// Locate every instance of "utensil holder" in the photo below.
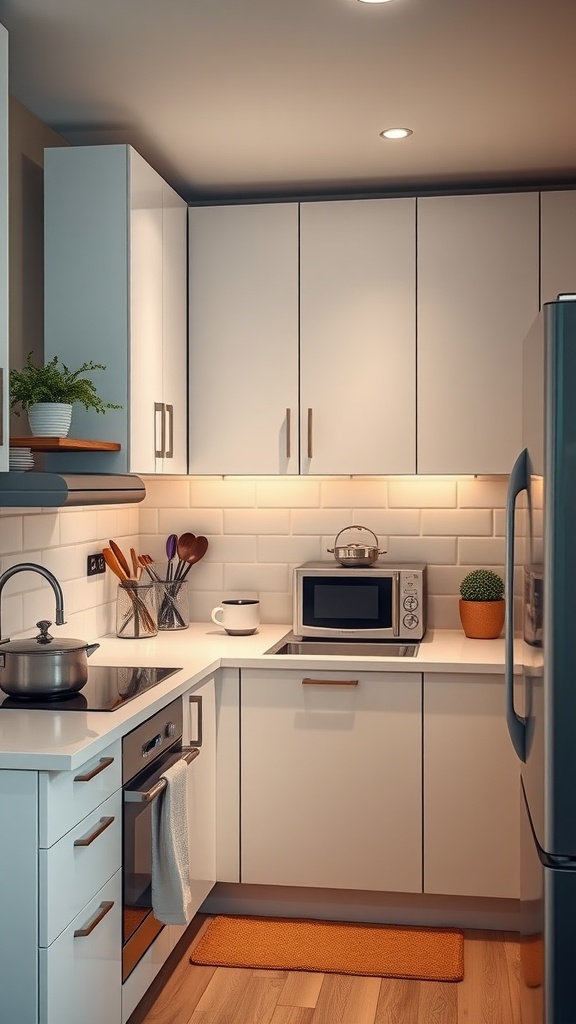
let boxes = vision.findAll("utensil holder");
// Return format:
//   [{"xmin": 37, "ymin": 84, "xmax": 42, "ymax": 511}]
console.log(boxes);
[
  {"xmin": 155, "ymin": 578, "xmax": 190, "ymax": 630},
  {"xmin": 116, "ymin": 581, "xmax": 159, "ymax": 639}
]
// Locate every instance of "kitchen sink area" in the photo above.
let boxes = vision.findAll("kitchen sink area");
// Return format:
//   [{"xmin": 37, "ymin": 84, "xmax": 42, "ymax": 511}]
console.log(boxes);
[{"xmin": 264, "ymin": 634, "xmax": 419, "ymax": 658}]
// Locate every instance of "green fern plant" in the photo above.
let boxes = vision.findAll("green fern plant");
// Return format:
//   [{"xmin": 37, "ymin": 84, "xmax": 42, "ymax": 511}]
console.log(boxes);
[
  {"xmin": 459, "ymin": 568, "xmax": 504, "ymax": 602},
  {"xmin": 10, "ymin": 353, "xmax": 122, "ymax": 415}
]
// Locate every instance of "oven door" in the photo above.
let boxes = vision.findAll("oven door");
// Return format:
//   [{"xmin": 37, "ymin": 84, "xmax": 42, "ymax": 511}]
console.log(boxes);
[
  {"xmin": 122, "ymin": 744, "xmax": 199, "ymax": 982},
  {"xmin": 296, "ymin": 570, "xmax": 399, "ymax": 639}
]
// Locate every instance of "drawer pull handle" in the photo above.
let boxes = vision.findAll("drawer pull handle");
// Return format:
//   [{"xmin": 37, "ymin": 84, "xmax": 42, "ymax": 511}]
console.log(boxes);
[
  {"xmin": 302, "ymin": 677, "xmax": 359, "ymax": 687},
  {"xmin": 286, "ymin": 408, "xmax": 291, "ymax": 459},
  {"xmin": 74, "ymin": 900, "xmax": 114, "ymax": 938},
  {"xmin": 74, "ymin": 756, "xmax": 115, "ymax": 783},
  {"xmin": 74, "ymin": 815, "xmax": 115, "ymax": 848}
]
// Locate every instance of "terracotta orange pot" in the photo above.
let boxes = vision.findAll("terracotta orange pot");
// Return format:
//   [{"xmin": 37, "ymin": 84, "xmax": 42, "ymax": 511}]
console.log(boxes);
[{"xmin": 459, "ymin": 599, "xmax": 505, "ymax": 639}]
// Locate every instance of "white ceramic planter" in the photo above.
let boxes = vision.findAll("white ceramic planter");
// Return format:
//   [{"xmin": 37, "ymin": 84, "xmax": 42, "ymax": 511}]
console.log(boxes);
[{"xmin": 27, "ymin": 403, "xmax": 73, "ymax": 438}]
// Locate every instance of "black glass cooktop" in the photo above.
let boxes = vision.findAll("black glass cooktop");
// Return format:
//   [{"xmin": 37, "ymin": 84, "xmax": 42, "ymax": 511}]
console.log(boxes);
[{"xmin": 0, "ymin": 665, "xmax": 182, "ymax": 711}]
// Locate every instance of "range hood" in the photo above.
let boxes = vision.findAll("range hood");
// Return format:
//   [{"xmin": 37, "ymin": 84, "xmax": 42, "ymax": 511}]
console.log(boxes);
[{"xmin": 0, "ymin": 472, "xmax": 146, "ymax": 506}]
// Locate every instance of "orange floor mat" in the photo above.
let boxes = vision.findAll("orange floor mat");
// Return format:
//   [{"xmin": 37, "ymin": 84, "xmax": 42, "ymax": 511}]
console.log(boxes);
[{"xmin": 190, "ymin": 915, "xmax": 464, "ymax": 982}]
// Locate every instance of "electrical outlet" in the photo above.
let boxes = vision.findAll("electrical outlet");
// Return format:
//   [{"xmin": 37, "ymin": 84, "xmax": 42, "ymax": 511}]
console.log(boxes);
[{"xmin": 87, "ymin": 553, "xmax": 106, "ymax": 577}]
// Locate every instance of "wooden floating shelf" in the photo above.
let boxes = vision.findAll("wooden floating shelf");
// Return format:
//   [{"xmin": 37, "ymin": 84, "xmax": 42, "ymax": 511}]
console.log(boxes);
[{"xmin": 10, "ymin": 437, "xmax": 121, "ymax": 452}]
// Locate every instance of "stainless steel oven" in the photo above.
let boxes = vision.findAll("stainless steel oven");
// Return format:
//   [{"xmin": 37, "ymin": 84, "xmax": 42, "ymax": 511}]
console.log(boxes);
[{"xmin": 121, "ymin": 696, "xmax": 201, "ymax": 981}]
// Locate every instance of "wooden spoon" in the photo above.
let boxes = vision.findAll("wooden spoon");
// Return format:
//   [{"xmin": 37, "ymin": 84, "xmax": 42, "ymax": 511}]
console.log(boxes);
[
  {"xmin": 102, "ymin": 546, "xmax": 130, "ymax": 581},
  {"xmin": 109, "ymin": 540, "xmax": 132, "ymax": 579},
  {"xmin": 179, "ymin": 535, "xmax": 208, "ymax": 579},
  {"xmin": 174, "ymin": 533, "xmax": 196, "ymax": 578}
]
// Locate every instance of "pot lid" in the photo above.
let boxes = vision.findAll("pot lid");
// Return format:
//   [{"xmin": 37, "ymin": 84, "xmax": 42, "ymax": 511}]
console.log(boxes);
[{"xmin": 0, "ymin": 620, "xmax": 90, "ymax": 655}]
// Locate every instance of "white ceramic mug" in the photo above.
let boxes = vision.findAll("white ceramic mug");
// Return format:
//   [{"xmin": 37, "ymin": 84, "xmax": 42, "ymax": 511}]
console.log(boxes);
[{"xmin": 211, "ymin": 599, "xmax": 260, "ymax": 636}]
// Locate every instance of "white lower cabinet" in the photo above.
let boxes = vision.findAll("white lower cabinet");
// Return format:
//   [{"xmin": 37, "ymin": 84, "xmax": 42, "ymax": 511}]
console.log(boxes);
[
  {"xmin": 240, "ymin": 668, "xmax": 422, "ymax": 893},
  {"xmin": 0, "ymin": 740, "xmax": 122, "ymax": 1023},
  {"xmin": 39, "ymin": 870, "xmax": 122, "ymax": 1024},
  {"xmin": 423, "ymin": 673, "xmax": 520, "ymax": 899}
]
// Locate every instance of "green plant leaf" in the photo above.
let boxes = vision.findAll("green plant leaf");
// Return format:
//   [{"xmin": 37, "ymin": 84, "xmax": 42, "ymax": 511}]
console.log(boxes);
[{"xmin": 10, "ymin": 353, "xmax": 123, "ymax": 414}]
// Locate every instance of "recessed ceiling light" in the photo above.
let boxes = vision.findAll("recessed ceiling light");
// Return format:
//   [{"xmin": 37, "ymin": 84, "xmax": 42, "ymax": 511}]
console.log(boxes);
[{"xmin": 380, "ymin": 128, "xmax": 413, "ymax": 139}]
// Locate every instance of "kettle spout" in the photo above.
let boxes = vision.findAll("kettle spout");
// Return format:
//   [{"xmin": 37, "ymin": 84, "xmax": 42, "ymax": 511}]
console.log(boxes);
[{"xmin": 86, "ymin": 643, "xmax": 100, "ymax": 658}]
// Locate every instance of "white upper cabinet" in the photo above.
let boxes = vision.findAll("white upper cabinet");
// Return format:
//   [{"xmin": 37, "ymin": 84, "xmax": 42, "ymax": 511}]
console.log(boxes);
[
  {"xmin": 44, "ymin": 144, "xmax": 187, "ymax": 474},
  {"xmin": 188, "ymin": 198, "xmax": 415, "ymax": 475},
  {"xmin": 188, "ymin": 203, "xmax": 299, "ymax": 475},
  {"xmin": 299, "ymin": 199, "xmax": 416, "ymax": 474},
  {"xmin": 0, "ymin": 24, "xmax": 7, "ymax": 472},
  {"xmin": 417, "ymin": 192, "xmax": 540, "ymax": 475},
  {"xmin": 540, "ymin": 190, "xmax": 576, "ymax": 305}
]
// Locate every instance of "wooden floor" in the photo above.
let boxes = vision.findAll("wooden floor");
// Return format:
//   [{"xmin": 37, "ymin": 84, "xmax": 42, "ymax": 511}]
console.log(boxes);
[{"xmin": 133, "ymin": 920, "xmax": 521, "ymax": 1024}]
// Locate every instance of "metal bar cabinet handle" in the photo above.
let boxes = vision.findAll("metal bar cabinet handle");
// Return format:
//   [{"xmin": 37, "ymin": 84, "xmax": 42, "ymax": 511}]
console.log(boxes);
[
  {"xmin": 74, "ymin": 756, "xmax": 115, "ymax": 783},
  {"xmin": 124, "ymin": 746, "xmax": 200, "ymax": 805},
  {"xmin": 74, "ymin": 815, "xmax": 115, "ymax": 848},
  {"xmin": 74, "ymin": 900, "xmax": 114, "ymax": 939},
  {"xmin": 302, "ymin": 678, "xmax": 359, "ymax": 687}
]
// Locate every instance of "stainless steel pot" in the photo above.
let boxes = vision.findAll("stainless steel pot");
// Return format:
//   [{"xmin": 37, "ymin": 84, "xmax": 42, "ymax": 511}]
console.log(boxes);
[
  {"xmin": 0, "ymin": 620, "xmax": 100, "ymax": 698},
  {"xmin": 327, "ymin": 525, "xmax": 387, "ymax": 567}
]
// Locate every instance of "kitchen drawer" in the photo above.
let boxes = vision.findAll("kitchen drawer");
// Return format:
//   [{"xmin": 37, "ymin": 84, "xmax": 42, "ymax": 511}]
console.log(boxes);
[
  {"xmin": 39, "ymin": 790, "xmax": 122, "ymax": 947},
  {"xmin": 39, "ymin": 870, "xmax": 121, "ymax": 1024},
  {"xmin": 39, "ymin": 738, "xmax": 121, "ymax": 848}
]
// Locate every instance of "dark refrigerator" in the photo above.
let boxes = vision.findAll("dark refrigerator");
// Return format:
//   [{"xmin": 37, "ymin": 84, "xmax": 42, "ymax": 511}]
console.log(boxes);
[{"xmin": 505, "ymin": 298, "xmax": 576, "ymax": 1024}]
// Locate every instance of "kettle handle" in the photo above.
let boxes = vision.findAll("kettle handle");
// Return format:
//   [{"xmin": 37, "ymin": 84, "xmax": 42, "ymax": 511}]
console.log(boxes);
[{"xmin": 86, "ymin": 643, "xmax": 100, "ymax": 658}]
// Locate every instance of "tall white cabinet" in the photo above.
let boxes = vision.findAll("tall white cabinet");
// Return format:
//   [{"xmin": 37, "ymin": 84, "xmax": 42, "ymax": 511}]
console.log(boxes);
[
  {"xmin": 44, "ymin": 144, "xmax": 187, "ymax": 474},
  {"xmin": 0, "ymin": 24, "xmax": 7, "ymax": 472},
  {"xmin": 417, "ymin": 192, "xmax": 540, "ymax": 475},
  {"xmin": 188, "ymin": 203, "xmax": 299, "ymax": 475},
  {"xmin": 299, "ymin": 199, "xmax": 416, "ymax": 474},
  {"xmin": 188, "ymin": 198, "xmax": 416, "ymax": 475}
]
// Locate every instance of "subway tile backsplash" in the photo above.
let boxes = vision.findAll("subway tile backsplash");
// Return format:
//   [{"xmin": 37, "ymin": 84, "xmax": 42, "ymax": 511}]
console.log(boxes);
[
  {"xmin": 0, "ymin": 475, "xmax": 510, "ymax": 638},
  {"xmin": 140, "ymin": 475, "xmax": 510, "ymax": 630}
]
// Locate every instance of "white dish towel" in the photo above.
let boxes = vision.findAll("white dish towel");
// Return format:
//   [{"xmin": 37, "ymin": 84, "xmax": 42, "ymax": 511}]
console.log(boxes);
[{"xmin": 151, "ymin": 757, "xmax": 192, "ymax": 925}]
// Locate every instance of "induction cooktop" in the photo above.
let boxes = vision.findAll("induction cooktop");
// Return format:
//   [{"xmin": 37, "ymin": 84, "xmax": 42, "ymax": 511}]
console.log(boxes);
[{"xmin": 0, "ymin": 665, "xmax": 182, "ymax": 711}]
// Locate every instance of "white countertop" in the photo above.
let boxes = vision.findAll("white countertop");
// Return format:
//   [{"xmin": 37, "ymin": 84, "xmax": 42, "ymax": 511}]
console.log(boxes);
[{"xmin": 0, "ymin": 624, "xmax": 519, "ymax": 770}]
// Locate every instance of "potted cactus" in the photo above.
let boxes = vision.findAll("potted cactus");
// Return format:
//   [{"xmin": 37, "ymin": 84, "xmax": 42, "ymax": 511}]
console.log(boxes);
[{"xmin": 459, "ymin": 568, "xmax": 505, "ymax": 639}]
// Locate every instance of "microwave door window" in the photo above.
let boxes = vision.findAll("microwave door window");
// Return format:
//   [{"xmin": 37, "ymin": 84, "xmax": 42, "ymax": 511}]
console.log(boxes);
[{"xmin": 303, "ymin": 578, "xmax": 393, "ymax": 630}]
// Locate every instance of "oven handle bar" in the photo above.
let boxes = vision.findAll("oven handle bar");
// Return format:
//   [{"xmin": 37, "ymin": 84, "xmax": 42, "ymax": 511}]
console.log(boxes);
[{"xmin": 123, "ymin": 746, "xmax": 200, "ymax": 805}]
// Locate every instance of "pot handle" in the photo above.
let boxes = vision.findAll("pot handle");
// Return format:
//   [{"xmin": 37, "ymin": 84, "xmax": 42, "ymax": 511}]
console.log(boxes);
[
  {"xmin": 330, "ymin": 524, "xmax": 380, "ymax": 549},
  {"xmin": 86, "ymin": 643, "xmax": 100, "ymax": 658}
]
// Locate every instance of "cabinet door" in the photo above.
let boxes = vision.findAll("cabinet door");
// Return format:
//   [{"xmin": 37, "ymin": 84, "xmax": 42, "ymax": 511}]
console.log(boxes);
[
  {"xmin": 188, "ymin": 203, "xmax": 299, "ymax": 474},
  {"xmin": 241, "ymin": 669, "xmax": 422, "ymax": 893},
  {"xmin": 44, "ymin": 144, "xmax": 187, "ymax": 475},
  {"xmin": 423, "ymin": 672, "xmax": 519, "ymax": 899},
  {"xmin": 129, "ymin": 150, "xmax": 164, "ymax": 473},
  {"xmin": 161, "ymin": 180, "xmax": 188, "ymax": 473},
  {"xmin": 417, "ymin": 193, "xmax": 539, "ymax": 474},
  {"xmin": 540, "ymin": 190, "xmax": 576, "ymax": 305},
  {"xmin": 300, "ymin": 199, "xmax": 416, "ymax": 474},
  {"xmin": 44, "ymin": 144, "xmax": 131, "ymax": 474},
  {"xmin": 0, "ymin": 24, "xmax": 7, "ymax": 472},
  {"xmin": 39, "ymin": 869, "xmax": 121, "ymax": 1024},
  {"xmin": 183, "ymin": 678, "xmax": 217, "ymax": 914}
]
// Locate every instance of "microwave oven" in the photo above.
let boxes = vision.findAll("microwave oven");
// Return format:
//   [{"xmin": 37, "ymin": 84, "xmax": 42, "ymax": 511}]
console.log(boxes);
[{"xmin": 293, "ymin": 562, "xmax": 427, "ymax": 641}]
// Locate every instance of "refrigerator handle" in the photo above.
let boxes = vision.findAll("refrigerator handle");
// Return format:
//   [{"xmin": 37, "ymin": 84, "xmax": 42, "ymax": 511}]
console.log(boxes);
[{"xmin": 505, "ymin": 447, "xmax": 528, "ymax": 762}]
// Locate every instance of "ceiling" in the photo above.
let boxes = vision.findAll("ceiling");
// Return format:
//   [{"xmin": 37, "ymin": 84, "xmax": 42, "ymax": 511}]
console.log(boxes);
[{"xmin": 1, "ymin": 0, "xmax": 576, "ymax": 202}]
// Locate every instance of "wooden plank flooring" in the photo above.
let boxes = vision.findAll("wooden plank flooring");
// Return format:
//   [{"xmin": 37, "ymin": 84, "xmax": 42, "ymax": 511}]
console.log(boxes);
[{"xmin": 132, "ymin": 922, "xmax": 520, "ymax": 1024}]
